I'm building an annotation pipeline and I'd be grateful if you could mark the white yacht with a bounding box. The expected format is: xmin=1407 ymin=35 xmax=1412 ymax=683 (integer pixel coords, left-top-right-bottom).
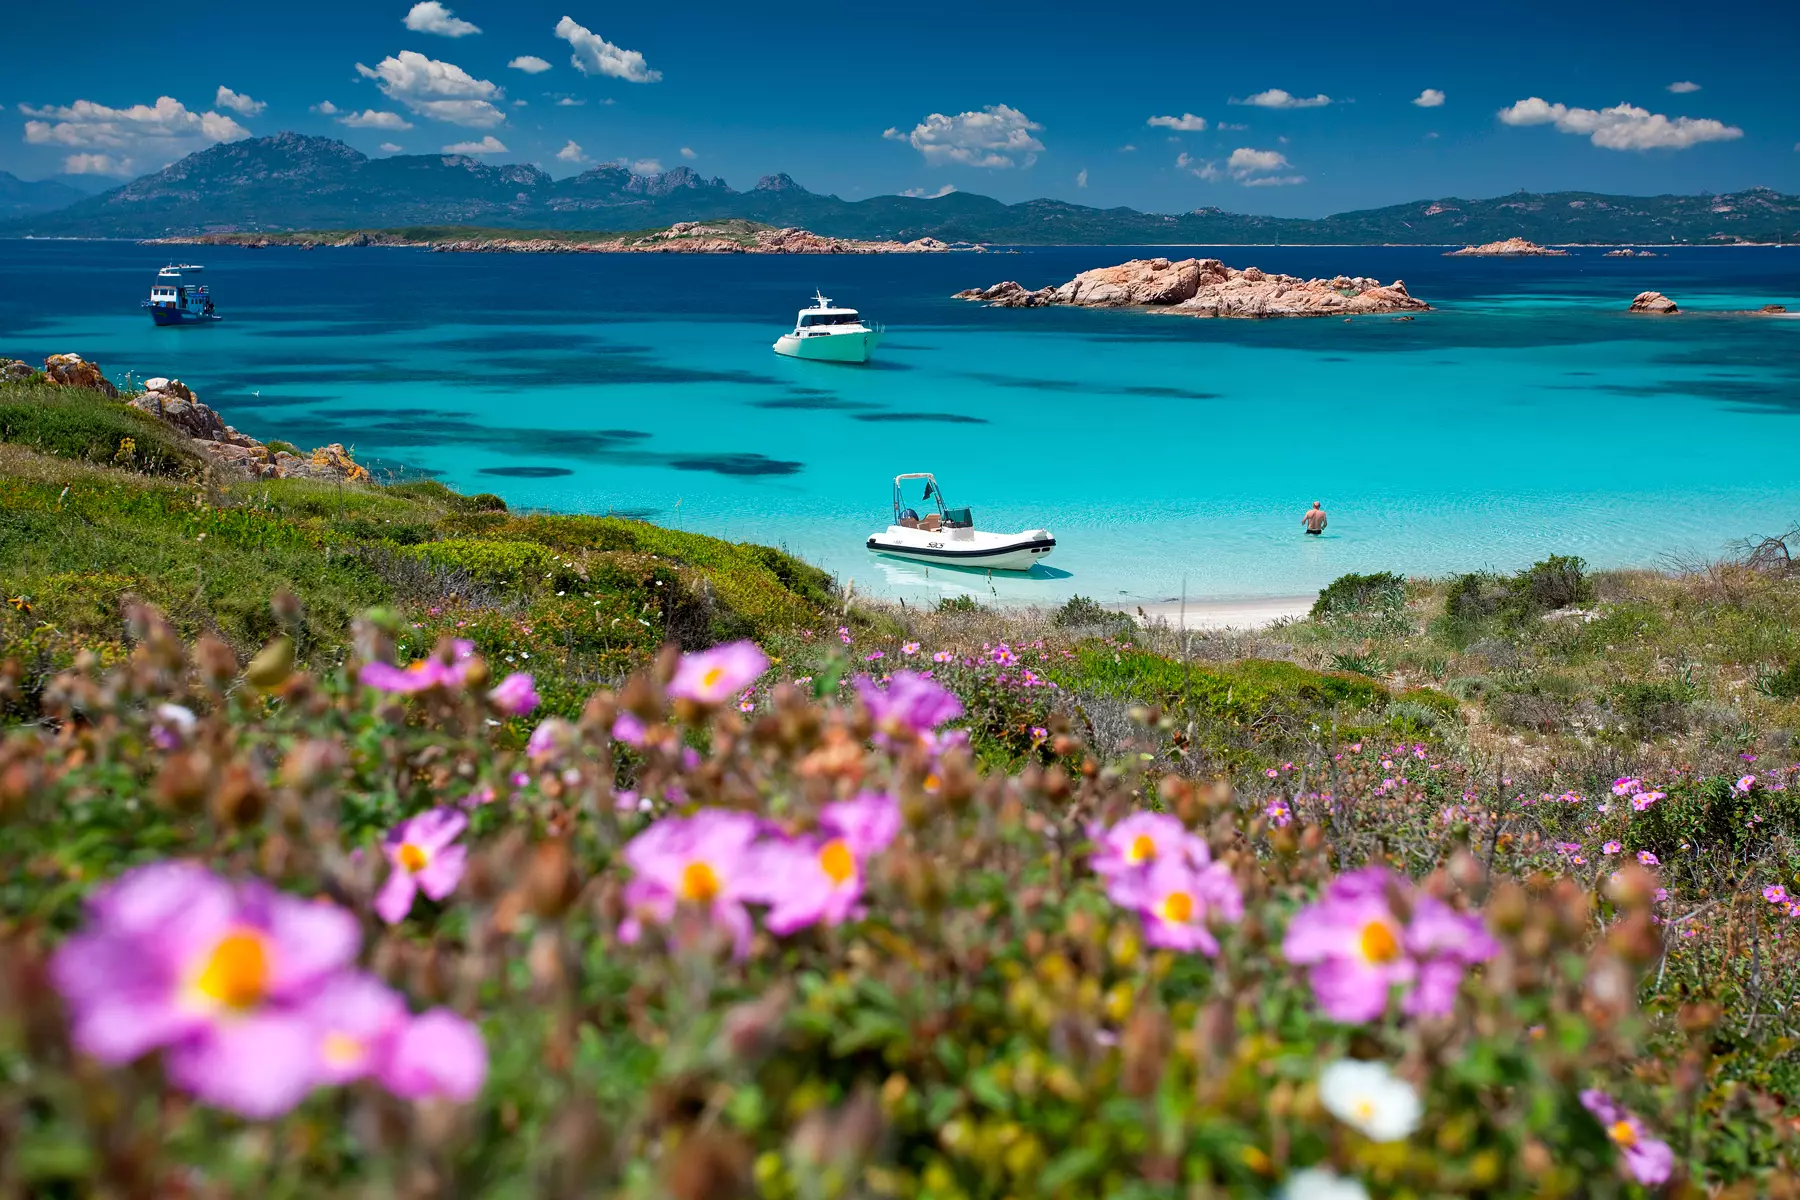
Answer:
xmin=773 ymin=292 xmax=882 ymax=363
xmin=866 ymin=473 xmax=1055 ymax=572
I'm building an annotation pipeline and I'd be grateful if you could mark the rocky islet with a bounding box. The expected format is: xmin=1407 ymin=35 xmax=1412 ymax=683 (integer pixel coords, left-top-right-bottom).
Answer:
xmin=954 ymin=257 xmax=1430 ymax=319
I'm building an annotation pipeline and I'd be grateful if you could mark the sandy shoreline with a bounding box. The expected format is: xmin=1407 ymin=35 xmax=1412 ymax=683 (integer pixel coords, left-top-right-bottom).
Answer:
xmin=1120 ymin=595 xmax=1317 ymax=631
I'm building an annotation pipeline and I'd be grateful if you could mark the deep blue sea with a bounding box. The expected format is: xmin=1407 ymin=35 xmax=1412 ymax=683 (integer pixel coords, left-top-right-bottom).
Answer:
xmin=2 ymin=240 xmax=1796 ymax=606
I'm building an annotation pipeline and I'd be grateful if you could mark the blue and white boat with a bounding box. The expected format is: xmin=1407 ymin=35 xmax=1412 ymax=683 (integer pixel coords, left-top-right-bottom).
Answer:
xmin=142 ymin=265 xmax=220 ymax=326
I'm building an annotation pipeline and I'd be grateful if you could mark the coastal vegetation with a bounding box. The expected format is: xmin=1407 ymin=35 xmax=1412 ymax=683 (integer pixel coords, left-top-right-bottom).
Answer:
xmin=4 ymin=365 xmax=1800 ymax=1196
xmin=147 ymin=219 xmax=950 ymax=254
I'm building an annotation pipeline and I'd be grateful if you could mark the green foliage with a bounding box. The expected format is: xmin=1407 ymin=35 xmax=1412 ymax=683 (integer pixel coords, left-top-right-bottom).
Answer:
xmin=0 ymin=380 xmax=203 ymax=475
xmin=264 ymin=439 xmax=299 ymax=456
xmin=1311 ymin=571 xmax=1406 ymax=620
xmin=1051 ymin=594 xmax=1133 ymax=635
xmin=936 ymin=594 xmax=982 ymax=614
xmin=1613 ymin=677 xmax=1698 ymax=735
xmin=1512 ymin=555 xmax=1593 ymax=613
xmin=1757 ymin=661 xmax=1800 ymax=700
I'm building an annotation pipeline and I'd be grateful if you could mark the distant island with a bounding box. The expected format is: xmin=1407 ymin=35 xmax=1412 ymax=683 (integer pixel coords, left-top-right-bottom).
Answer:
xmin=1445 ymin=238 xmax=1570 ymax=257
xmin=146 ymin=220 xmax=959 ymax=255
xmin=3 ymin=133 xmax=1798 ymax=245
xmin=956 ymin=257 xmax=1428 ymax=319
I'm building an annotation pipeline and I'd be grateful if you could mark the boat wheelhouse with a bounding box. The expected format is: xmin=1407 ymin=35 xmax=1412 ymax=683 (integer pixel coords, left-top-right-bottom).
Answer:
xmin=865 ymin=473 xmax=1055 ymax=572
xmin=772 ymin=292 xmax=881 ymax=363
xmin=142 ymin=264 xmax=220 ymax=326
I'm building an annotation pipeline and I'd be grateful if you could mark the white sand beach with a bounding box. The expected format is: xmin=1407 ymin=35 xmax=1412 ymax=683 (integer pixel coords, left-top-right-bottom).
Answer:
xmin=1124 ymin=595 xmax=1317 ymax=631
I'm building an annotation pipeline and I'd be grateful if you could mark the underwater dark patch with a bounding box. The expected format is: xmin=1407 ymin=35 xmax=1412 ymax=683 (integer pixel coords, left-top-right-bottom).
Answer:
xmin=852 ymin=412 xmax=990 ymax=425
xmin=750 ymin=395 xmax=880 ymax=411
xmin=663 ymin=453 xmax=803 ymax=476
xmin=479 ymin=466 xmax=575 ymax=478
xmin=1119 ymin=385 xmax=1222 ymax=400
xmin=1319 ymin=357 xmax=1351 ymax=363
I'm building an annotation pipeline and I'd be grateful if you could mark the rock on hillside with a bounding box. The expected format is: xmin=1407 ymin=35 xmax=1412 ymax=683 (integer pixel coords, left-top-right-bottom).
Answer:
xmin=1629 ymin=291 xmax=1680 ymax=314
xmin=955 ymin=257 xmax=1429 ymax=319
xmin=1445 ymin=237 xmax=1569 ymax=257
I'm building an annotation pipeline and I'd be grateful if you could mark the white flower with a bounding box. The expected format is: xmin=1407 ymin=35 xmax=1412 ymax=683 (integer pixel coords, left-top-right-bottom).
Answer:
xmin=1282 ymin=1167 xmax=1372 ymax=1200
xmin=1318 ymin=1059 xmax=1421 ymax=1142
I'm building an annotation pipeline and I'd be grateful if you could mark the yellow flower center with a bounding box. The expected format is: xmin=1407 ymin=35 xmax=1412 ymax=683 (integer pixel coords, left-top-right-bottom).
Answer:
xmin=701 ymin=666 xmax=724 ymax=692
xmin=1354 ymin=1098 xmax=1377 ymax=1123
xmin=194 ymin=929 xmax=271 ymax=1010
xmin=1359 ymin=919 xmax=1402 ymax=964
xmin=924 ymin=772 xmax=942 ymax=794
xmin=819 ymin=839 xmax=856 ymax=885
xmin=398 ymin=842 xmax=428 ymax=873
xmin=1160 ymin=891 xmax=1195 ymax=923
xmin=1127 ymin=834 xmax=1157 ymax=864
xmin=680 ymin=860 xmax=721 ymax=903
xmin=323 ymin=1031 xmax=365 ymax=1068
xmin=1609 ymin=1120 xmax=1638 ymax=1148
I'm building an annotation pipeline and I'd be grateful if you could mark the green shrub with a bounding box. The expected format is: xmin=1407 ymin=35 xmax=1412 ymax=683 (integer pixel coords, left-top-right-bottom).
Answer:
xmin=0 ymin=381 xmax=203 ymax=476
xmin=1510 ymin=555 xmax=1592 ymax=613
xmin=265 ymin=439 xmax=299 ymax=456
xmin=1614 ymin=678 xmax=1696 ymax=735
xmin=936 ymin=594 xmax=982 ymax=614
xmin=1052 ymin=594 xmax=1133 ymax=634
xmin=1757 ymin=661 xmax=1800 ymax=700
xmin=1311 ymin=571 xmax=1405 ymax=620
xmin=1445 ymin=572 xmax=1509 ymax=621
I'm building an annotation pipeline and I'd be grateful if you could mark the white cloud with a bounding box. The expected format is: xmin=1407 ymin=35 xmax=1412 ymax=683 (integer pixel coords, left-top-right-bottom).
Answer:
xmin=884 ymin=104 xmax=1044 ymax=169
xmin=1218 ymin=121 xmax=1248 ymax=131
xmin=379 ymin=142 xmax=404 ymax=153
xmin=215 ymin=87 xmax=266 ymax=117
xmin=1230 ymin=89 xmax=1331 ymax=109
xmin=555 ymin=96 xmax=585 ymax=106
xmin=356 ymin=51 xmax=506 ymax=127
xmin=555 ymin=16 xmax=661 ymax=83
xmin=556 ymin=139 xmax=587 ymax=162
xmin=1425 ymin=131 xmax=1440 ymax=140
xmin=1178 ymin=152 xmax=1222 ymax=182
xmin=512 ymin=99 xmax=527 ymax=107
xmin=509 ymin=55 xmax=552 ymax=73
xmin=21 ymin=97 xmax=249 ymax=159
xmin=679 ymin=146 xmax=696 ymax=159
xmin=1242 ymin=174 xmax=1307 ymax=187
xmin=1667 ymin=81 xmax=1701 ymax=94
xmin=901 ymin=183 xmax=957 ymax=198
xmin=338 ymin=109 xmax=413 ymax=130
xmin=63 ymin=152 xmax=132 ymax=176
xmin=1228 ymin=147 xmax=1290 ymax=176
xmin=1075 ymin=167 xmax=1087 ymax=188
xmin=1119 ymin=143 xmax=1137 ymax=152
xmin=405 ymin=1 xmax=480 ymax=37
xmin=1148 ymin=113 xmax=1207 ymax=131
xmin=629 ymin=158 xmax=662 ymax=175
xmin=1497 ymin=96 xmax=1743 ymax=150
xmin=442 ymin=135 xmax=508 ymax=154
xmin=1412 ymin=88 xmax=1444 ymax=108
xmin=310 ymin=100 xmax=340 ymax=115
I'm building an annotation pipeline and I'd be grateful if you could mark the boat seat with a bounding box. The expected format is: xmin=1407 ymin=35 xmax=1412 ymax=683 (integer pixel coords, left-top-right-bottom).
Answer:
xmin=918 ymin=514 xmax=943 ymax=532
xmin=897 ymin=516 xmax=919 ymax=529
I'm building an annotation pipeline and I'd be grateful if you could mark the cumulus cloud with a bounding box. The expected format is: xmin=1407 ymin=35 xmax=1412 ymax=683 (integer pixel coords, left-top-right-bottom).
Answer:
xmin=1217 ymin=121 xmax=1248 ymax=131
xmin=63 ymin=152 xmax=132 ymax=176
xmin=20 ymin=96 xmax=249 ymax=167
xmin=1230 ymin=89 xmax=1331 ymax=109
xmin=1076 ymin=168 xmax=1088 ymax=188
xmin=556 ymin=139 xmax=587 ymax=162
xmin=1177 ymin=152 xmax=1222 ymax=182
xmin=679 ymin=146 xmax=696 ymax=159
xmin=379 ymin=142 xmax=404 ymax=153
xmin=553 ymin=96 xmax=585 ymax=106
xmin=310 ymin=100 xmax=340 ymax=115
xmin=629 ymin=158 xmax=662 ymax=175
xmin=339 ymin=110 xmax=413 ymax=130
xmin=901 ymin=183 xmax=957 ymax=198
xmin=442 ymin=135 xmax=508 ymax=154
xmin=215 ymin=87 xmax=266 ymax=117
xmin=1119 ymin=143 xmax=1136 ymax=152
xmin=884 ymin=104 xmax=1044 ymax=169
xmin=1497 ymin=96 xmax=1742 ymax=150
xmin=1666 ymin=81 xmax=1701 ymax=94
xmin=356 ymin=51 xmax=506 ymax=127
xmin=1148 ymin=113 xmax=1207 ymax=131
xmin=405 ymin=2 xmax=480 ymax=36
xmin=555 ymin=16 xmax=661 ymax=83
xmin=509 ymin=56 xmax=552 ymax=73
xmin=1227 ymin=147 xmax=1290 ymax=175
xmin=1412 ymin=88 xmax=1445 ymax=108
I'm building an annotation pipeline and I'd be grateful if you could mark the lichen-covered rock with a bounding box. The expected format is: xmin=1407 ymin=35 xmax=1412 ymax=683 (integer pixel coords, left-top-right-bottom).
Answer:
xmin=1 ymin=359 xmax=33 ymax=382
xmin=42 ymin=353 xmax=119 ymax=397
xmin=1629 ymin=291 xmax=1679 ymax=314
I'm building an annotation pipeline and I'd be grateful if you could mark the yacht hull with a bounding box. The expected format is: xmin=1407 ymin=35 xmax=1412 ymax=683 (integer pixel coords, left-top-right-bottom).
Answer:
xmin=866 ymin=526 xmax=1055 ymax=572
xmin=773 ymin=330 xmax=879 ymax=363
xmin=148 ymin=307 xmax=219 ymax=326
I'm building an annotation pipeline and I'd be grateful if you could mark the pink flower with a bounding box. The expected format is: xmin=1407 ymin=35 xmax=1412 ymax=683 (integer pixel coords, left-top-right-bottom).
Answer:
xmin=736 ymin=690 xmax=756 ymax=714
xmin=379 ymin=1008 xmax=488 ymax=1102
xmin=1136 ymin=859 xmax=1241 ymax=956
xmin=488 ymin=672 xmax=539 ymax=717
xmin=527 ymin=717 xmax=577 ymax=761
xmin=1281 ymin=866 xmax=1498 ymax=1024
xmin=669 ymin=642 xmax=769 ymax=706
xmin=1632 ymin=791 xmax=1663 ymax=811
xmin=376 ymin=809 xmax=469 ymax=925
xmin=932 ymin=650 xmax=954 ymax=664
xmin=755 ymin=793 xmax=900 ymax=934
xmin=1265 ymin=768 xmax=1280 ymax=779
xmin=611 ymin=711 xmax=646 ymax=746
xmin=359 ymin=640 xmax=478 ymax=695
xmin=838 ymin=626 xmax=853 ymax=646
xmin=620 ymin=809 xmax=764 ymax=957
xmin=1265 ymin=799 xmax=1293 ymax=828
xmin=856 ymin=671 xmax=964 ymax=745
xmin=1089 ymin=812 xmax=1211 ymax=906
xmin=901 ymin=641 xmax=921 ymax=656
xmin=864 ymin=650 xmax=885 ymax=662
xmin=1734 ymin=774 xmax=1756 ymax=796
xmin=1637 ymin=850 xmax=1660 ymax=867
xmin=304 ymin=971 xmax=407 ymax=1086
xmin=1603 ymin=841 xmax=1623 ymax=854
xmin=1764 ymin=885 xmax=1789 ymax=904
xmin=49 ymin=862 xmax=360 ymax=1118
xmin=1579 ymin=1090 xmax=1673 ymax=1186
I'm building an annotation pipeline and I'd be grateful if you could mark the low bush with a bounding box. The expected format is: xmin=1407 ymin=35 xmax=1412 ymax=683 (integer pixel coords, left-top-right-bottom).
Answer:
xmin=1310 ymin=571 xmax=1405 ymax=620
xmin=0 ymin=379 xmax=203 ymax=475
xmin=1511 ymin=554 xmax=1593 ymax=613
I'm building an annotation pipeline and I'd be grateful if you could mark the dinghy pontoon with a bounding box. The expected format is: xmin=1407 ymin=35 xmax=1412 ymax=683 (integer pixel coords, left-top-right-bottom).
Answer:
xmin=866 ymin=473 xmax=1054 ymax=572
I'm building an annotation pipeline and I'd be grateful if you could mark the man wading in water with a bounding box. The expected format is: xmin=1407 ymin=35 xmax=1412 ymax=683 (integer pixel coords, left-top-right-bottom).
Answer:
xmin=1302 ymin=501 xmax=1328 ymax=536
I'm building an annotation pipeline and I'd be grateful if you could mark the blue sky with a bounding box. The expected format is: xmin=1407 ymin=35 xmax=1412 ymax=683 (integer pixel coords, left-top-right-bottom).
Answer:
xmin=6 ymin=0 xmax=1797 ymax=215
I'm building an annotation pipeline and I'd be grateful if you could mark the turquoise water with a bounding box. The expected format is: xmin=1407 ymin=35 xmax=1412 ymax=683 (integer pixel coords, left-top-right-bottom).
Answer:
xmin=3 ymin=241 xmax=1796 ymax=606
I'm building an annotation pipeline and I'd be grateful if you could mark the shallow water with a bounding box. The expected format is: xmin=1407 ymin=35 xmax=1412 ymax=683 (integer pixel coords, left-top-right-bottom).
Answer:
xmin=2 ymin=240 xmax=1796 ymax=606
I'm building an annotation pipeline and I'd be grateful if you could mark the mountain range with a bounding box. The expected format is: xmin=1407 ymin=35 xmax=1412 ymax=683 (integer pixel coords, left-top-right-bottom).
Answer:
xmin=4 ymin=133 xmax=1799 ymax=245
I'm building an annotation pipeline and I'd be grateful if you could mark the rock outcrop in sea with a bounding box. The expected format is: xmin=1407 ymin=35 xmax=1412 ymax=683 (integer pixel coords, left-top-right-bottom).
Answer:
xmin=953 ymin=257 xmax=1429 ymax=319
xmin=1628 ymin=291 xmax=1680 ymax=314
xmin=1 ymin=352 xmax=369 ymax=483
xmin=1603 ymin=248 xmax=1657 ymax=257
xmin=1445 ymin=238 xmax=1569 ymax=257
